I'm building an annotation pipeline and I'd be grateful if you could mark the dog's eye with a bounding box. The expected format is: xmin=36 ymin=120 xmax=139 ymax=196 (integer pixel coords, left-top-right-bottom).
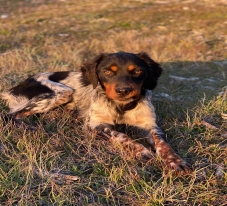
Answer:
xmin=133 ymin=70 xmax=142 ymax=75
xmin=104 ymin=70 xmax=113 ymax=75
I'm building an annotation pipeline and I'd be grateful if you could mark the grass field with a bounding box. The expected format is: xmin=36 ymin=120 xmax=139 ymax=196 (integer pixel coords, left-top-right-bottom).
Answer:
xmin=0 ymin=0 xmax=227 ymax=205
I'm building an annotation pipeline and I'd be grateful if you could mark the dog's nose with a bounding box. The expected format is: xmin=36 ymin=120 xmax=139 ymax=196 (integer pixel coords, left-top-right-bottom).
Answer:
xmin=115 ymin=87 xmax=133 ymax=96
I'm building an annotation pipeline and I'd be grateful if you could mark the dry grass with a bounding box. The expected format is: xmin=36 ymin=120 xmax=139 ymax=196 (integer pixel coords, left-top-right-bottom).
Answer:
xmin=0 ymin=0 xmax=227 ymax=205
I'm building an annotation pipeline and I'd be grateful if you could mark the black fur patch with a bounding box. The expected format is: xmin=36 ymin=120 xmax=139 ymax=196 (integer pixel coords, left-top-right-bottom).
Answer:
xmin=116 ymin=100 xmax=138 ymax=115
xmin=136 ymin=52 xmax=162 ymax=90
xmin=115 ymin=89 xmax=146 ymax=115
xmin=80 ymin=54 xmax=105 ymax=88
xmin=11 ymin=77 xmax=53 ymax=99
xmin=49 ymin=71 xmax=70 ymax=82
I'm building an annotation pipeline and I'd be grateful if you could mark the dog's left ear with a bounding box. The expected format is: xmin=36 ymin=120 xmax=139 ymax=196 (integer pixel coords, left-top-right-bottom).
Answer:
xmin=81 ymin=54 xmax=106 ymax=88
xmin=136 ymin=52 xmax=162 ymax=90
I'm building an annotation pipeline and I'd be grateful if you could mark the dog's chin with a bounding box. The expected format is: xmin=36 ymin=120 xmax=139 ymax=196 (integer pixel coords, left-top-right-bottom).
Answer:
xmin=111 ymin=95 xmax=140 ymax=104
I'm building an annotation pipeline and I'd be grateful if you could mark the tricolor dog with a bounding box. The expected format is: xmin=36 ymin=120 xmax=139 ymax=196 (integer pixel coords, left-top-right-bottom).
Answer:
xmin=1 ymin=52 xmax=191 ymax=173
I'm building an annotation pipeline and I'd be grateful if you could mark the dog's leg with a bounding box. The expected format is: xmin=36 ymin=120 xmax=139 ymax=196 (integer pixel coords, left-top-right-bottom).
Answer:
xmin=14 ymin=92 xmax=73 ymax=119
xmin=121 ymin=100 xmax=191 ymax=173
xmin=144 ymin=126 xmax=191 ymax=173
xmin=100 ymin=124 xmax=191 ymax=172
xmin=5 ymin=83 xmax=74 ymax=119
xmin=95 ymin=125 xmax=155 ymax=161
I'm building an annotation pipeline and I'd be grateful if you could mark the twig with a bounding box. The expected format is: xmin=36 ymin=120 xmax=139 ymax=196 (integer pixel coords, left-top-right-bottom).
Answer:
xmin=34 ymin=169 xmax=80 ymax=183
xmin=200 ymin=120 xmax=218 ymax=130
xmin=169 ymin=75 xmax=199 ymax=81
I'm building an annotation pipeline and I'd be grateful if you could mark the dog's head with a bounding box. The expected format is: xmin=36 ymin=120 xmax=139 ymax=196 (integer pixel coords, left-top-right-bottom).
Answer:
xmin=81 ymin=52 xmax=162 ymax=103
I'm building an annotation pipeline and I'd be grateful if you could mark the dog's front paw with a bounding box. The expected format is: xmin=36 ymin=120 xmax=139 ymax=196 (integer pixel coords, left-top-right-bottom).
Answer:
xmin=100 ymin=129 xmax=155 ymax=160
xmin=163 ymin=154 xmax=192 ymax=174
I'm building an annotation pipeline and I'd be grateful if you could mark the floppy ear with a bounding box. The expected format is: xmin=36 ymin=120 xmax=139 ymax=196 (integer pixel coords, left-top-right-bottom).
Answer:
xmin=136 ymin=52 xmax=162 ymax=90
xmin=80 ymin=54 xmax=106 ymax=88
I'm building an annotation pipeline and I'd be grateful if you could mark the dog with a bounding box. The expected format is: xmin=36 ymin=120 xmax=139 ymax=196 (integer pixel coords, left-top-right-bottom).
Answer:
xmin=1 ymin=52 xmax=191 ymax=173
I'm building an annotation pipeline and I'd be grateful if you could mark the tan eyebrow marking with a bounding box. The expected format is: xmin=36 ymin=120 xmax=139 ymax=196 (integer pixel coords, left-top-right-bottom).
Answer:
xmin=128 ymin=65 xmax=136 ymax=71
xmin=110 ymin=66 xmax=118 ymax=72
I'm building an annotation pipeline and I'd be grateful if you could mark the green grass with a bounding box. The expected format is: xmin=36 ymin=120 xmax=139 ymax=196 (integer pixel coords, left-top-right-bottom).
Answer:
xmin=0 ymin=0 xmax=227 ymax=205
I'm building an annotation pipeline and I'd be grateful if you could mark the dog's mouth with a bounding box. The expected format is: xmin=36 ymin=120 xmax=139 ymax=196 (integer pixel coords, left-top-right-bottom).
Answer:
xmin=102 ymin=83 xmax=142 ymax=103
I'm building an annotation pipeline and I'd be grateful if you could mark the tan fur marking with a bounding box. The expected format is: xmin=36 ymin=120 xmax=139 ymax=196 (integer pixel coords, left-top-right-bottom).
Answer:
xmin=110 ymin=66 xmax=118 ymax=72
xmin=103 ymin=82 xmax=118 ymax=100
xmin=128 ymin=65 xmax=135 ymax=71
xmin=129 ymin=83 xmax=142 ymax=98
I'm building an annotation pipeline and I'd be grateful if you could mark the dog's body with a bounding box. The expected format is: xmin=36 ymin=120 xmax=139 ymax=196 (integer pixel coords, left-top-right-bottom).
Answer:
xmin=1 ymin=52 xmax=190 ymax=173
